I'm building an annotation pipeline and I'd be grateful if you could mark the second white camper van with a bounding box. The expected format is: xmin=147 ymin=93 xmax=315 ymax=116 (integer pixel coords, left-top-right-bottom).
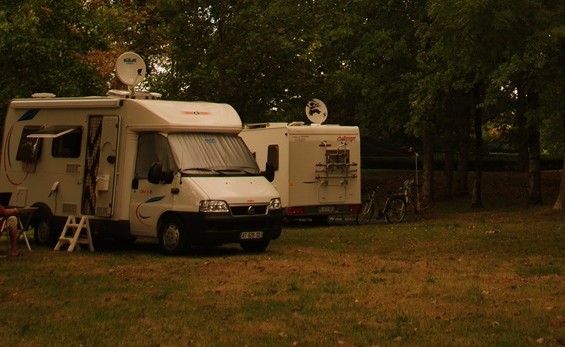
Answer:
xmin=241 ymin=121 xmax=361 ymax=222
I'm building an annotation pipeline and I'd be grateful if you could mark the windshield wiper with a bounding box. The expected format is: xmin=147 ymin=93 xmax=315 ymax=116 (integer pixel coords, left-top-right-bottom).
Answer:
xmin=216 ymin=167 xmax=258 ymax=175
xmin=182 ymin=167 xmax=226 ymax=175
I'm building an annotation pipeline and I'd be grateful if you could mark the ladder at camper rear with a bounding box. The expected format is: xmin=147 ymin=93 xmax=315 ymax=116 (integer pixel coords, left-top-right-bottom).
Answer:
xmin=54 ymin=215 xmax=95 ymax=252
xmin=315 ymin=142 xmax=358 ymax=183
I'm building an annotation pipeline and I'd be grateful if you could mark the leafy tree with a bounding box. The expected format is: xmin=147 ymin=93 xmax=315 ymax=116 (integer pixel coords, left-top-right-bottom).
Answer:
xmin=311 ymin=0 xmax=424 ymax=143
xmin=0 ymin=0 xmax=109 ymax=108
xmin=155 ymin=0 xmax=320 ymax=122
xmin=485 ymin=0 xmax=565 ymax=205
xmin=411 ymin=0 xmax=563 ymax=207
xmin=155 ymin=0 xmax=423 ymax=135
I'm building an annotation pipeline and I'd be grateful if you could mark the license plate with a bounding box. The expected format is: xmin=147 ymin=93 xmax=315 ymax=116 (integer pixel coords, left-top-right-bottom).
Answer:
xmin=240 ymin=231 xmax=263 ymax=240
xmin=318 ymin=206 xmax=335 ymax=213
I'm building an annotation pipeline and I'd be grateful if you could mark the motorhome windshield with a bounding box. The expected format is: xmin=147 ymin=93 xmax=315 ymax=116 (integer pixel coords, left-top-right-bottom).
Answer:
xmin=168 ymin=133 xmax=260 ymax=176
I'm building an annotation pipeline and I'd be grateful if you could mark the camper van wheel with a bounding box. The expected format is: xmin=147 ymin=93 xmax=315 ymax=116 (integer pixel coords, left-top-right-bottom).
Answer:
xmin=240 ymin=238 xmax=270 ymax=253
xmin=158 ymin=216 xmax=188 ymax=256
xmin=33 ymin=219 xmax=55 ymax=246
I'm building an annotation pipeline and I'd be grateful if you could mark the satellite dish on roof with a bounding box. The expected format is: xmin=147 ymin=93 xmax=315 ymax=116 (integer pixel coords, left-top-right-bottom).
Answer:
xmin=116 ymin=52 xmax=146 ymax=88
xmin=305 ymin=99 xmax=328 ymax=124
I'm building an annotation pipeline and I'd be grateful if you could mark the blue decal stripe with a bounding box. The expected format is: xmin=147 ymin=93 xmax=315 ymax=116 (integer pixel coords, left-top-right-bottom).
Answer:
xmin=18 ymin=109 xmax=40 ymax=121
xmin=145 ymin=196 xmax=165 ymax=203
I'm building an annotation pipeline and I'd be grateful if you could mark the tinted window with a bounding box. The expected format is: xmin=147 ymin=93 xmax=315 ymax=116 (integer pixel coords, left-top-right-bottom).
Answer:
xmin=52 ymin=128 xmax=82 ymax=158
xmin=16 ymin=126 xmax=43 ymax=162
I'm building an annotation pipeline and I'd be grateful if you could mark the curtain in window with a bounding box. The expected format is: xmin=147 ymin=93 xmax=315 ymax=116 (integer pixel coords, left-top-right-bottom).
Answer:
xmin=168 ymin=133 xmax=258 ymax=172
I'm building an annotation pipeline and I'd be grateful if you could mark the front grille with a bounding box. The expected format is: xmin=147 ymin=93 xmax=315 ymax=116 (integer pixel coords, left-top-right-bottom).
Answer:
xmin=230 ymin=204 xmax=268 ymax=216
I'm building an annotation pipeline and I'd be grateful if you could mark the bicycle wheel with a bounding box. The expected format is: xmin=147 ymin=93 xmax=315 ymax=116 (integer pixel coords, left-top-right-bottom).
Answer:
xmin=384 ymin=197 xmax=406 ymax=223
xmin=356 ymin=200 xmax=375 ymax=225
xmin=416 ymin=194 xmax=432 ymax=220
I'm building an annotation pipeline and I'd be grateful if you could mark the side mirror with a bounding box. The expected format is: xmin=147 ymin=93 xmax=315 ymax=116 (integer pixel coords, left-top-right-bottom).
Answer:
xmin=161 ymin=171 xmax=174 ymax=184
xmin=148 ymin=162 xmax=162 ymax=184
xmin=262 ymin=162 xmax=275 ymax=182
xmin=148 ymin=162 xmax=175 ymax=184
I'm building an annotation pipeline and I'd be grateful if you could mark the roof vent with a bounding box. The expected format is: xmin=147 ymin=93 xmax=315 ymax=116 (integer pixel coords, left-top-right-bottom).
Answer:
xmin=107 ymin=89 xmax=161 ymax=99
xmin=31 ymin=93 xmax=56 ymax=98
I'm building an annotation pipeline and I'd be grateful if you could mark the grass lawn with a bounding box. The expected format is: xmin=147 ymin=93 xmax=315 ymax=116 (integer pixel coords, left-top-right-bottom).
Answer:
xmin=1 ymin=171 xmax=564 ymax=346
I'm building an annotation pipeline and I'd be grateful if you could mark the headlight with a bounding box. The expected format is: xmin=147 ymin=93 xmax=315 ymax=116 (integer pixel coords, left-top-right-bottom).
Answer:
xmin=199 ymin=200 xmax=229 ymax=213
xmin=269 ymin=198 xmax=281 ymax=210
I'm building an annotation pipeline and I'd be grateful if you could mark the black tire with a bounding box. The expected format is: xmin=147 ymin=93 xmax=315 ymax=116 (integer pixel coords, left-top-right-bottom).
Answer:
xmin=416 ymin=197 xmax=431 ymax=220
xmin=32 ymin=218 xmax=57 ymax=246
xmin=356 ymin=200 xmax=374 ymax=225
xmin=240 ymin=238 xmax=270 ymax=252
xmin=384 ymin=197 xmax=406 ymax=223
xmin=158 ymin=216 xmax=188 ymax=256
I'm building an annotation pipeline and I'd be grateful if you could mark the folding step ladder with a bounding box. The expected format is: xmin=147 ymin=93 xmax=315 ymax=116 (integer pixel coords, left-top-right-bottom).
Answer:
xmin=54 ymin=215 xmax=95 ymax=252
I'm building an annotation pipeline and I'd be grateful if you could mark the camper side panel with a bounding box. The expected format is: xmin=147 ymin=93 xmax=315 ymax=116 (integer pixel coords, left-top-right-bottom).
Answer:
xmin=0 ymin=104 xmax=130 ymax=224
xmin=240 ymin=127 xmax=290 ymax=205
xmin=1 ymin=108 xmax=88 ymax=215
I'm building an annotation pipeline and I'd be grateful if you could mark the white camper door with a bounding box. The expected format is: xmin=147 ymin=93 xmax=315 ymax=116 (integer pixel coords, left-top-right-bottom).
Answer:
xmin=82 ymin=115 xmax=119 ymax=217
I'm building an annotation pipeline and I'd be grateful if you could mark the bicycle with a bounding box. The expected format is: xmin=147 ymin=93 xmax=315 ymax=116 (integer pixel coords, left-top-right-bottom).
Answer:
xmin=398 ymin=147 xmax=432 ymax=220
xmin=356 ymin=187 xmax=406 ymax=225
xmin=400 ymin=179 xmax=431 ymax=220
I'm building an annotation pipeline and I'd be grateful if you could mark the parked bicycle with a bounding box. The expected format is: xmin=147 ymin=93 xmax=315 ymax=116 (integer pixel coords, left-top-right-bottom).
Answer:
xmin=356 ymin=187 xmax=406 ymax=225
xmin=396 ymin=147 xmax=431 ymax=220
xmin=400 ymin=179 xmax=431 ymax=220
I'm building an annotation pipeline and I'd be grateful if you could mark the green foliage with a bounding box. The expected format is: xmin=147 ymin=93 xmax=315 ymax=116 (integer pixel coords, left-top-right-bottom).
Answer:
xmin=0 ymin=0 xmax=108 ymax=106
xmin=155 ymin=0 xmax=321 ymax=122
xmin=152 ymin=0 xmax=426 ymax=138
xmin=1 ymin=0 xmax=565 ymax=168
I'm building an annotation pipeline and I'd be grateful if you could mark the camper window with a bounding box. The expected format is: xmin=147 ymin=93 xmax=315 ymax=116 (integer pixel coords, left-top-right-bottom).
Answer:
xmin=326 ymin=149 xmax=350 ymax=165
xmin=52 ymin=128 xmax=82 ymax=158
xmin=16 ymin=126 xmax=43 ymax=162
xmin=135 ymin=133 xmax=176 ymax=179
xmin=267 ymin=144 xmax=279 ymax=170
xmin=26 ymin=125 xmax=82 ymax=158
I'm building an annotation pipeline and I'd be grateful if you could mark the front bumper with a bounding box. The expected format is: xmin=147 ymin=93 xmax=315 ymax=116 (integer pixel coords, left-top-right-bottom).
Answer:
xmin=178 ymin=210 xmax=283 ymax=246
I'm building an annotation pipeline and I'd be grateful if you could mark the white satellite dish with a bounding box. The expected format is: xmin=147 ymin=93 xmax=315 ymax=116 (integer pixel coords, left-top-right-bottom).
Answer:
xmin=116 ymin=52 xmax=146 ymax=88
xmin=305 ymin=99 xmax=328 ymax=124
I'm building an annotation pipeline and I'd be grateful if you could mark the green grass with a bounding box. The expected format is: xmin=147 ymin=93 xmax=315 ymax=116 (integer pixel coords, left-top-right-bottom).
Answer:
xmin=1 ymin=200 xmax=564 ymax=346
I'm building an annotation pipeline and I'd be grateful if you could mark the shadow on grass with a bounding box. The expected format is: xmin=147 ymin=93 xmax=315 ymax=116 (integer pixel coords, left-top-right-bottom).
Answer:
xmin=47 ymin=237 xmax=247 ymax=258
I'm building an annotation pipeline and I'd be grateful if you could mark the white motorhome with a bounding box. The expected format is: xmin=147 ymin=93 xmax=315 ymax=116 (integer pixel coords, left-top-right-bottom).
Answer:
xmin=240 ymin=100 xmax=361 ymax=222
xmin=0 ymin=53 xmax=282 ymax=255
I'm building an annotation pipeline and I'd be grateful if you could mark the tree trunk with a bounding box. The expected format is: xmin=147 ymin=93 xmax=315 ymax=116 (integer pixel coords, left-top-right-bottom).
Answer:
xmin=527 ymin=124 xmax=542 ymax=205
xmin=553 ymin=112 xmax=565 ymax=210
xmin=455 ymin=106 xmax=470 ymax=197
xmin=444 ymin=146 xmax=454 ymax=199
xmin=516 ymin=84 xmax=529 ymax=171
xmin=455 ymin=148 xmax=469 ymax=196
xmin=470 ymin=86 xmax=483 ymax=209
xmin=422 ymin=127 xmax=434 ymax=204
xmin=553 ymin=151 xmax=565 ymax=210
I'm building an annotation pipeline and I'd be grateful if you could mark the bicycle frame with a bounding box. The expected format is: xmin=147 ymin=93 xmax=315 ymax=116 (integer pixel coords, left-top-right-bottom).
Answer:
xmin=357 ymin=187 xmax=406 ymax=224
xmin=400 ymin=179 xmax=429 ymax=220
